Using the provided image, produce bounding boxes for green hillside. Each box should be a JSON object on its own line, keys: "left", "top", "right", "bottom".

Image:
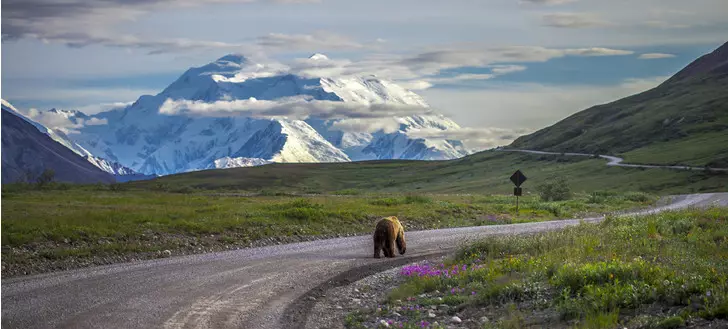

{"left": 510, "top": 41, "right": 728, "bottom": 167}
{"left": 130, "top": 151, "right": 728, "bottom": 195}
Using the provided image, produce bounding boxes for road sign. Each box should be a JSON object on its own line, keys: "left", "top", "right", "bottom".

{"left": 510, "top": 170, "right": 527, "bottom": 187}
{"left": 510, "top": 170, "right": 527, "bottom": 213}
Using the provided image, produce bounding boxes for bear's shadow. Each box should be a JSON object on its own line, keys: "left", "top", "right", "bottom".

{"left": 297, "top": 252, "right": 408, "bottom": 260}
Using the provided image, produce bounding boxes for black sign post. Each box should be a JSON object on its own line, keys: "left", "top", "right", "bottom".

{"left": 510, "top": 170, "right": 527, "bottom": 213}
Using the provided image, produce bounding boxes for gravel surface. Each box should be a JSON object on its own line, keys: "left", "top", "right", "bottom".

{"left": 303, "top": 259, "right": 445, "bottom": 329}
{"left": 2, "top": 216, "right": 443, "bottom": 278}
{"left": 1, "top": 231, "right": 375, "bottom": 278}
{"left": 1, "top": 193, "right": 725, "bottom": 329}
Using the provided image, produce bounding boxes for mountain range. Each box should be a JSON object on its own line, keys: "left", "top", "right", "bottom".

{"left": 17, "top": 53, "right": 470, "bottom": 177}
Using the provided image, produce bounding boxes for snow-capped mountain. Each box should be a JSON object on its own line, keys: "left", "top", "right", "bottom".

{"left": 1, "top": 101, "right": 116, "bottom": 184}
{"left": 1, "top": 100, "right": 140, "bottom": 177}
{"left": 52, "top": 54, "right": 471, "bottom": 175}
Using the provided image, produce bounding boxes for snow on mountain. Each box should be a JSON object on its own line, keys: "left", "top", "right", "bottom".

{"left": 51, "top": 54, "right": 471, "bottom": 175}
{"left": 1, "top": 99, "right": 140, "bottom": 176}
{"left": 206, "top": 157, "right": 271, "bottom": 169}
{"left": 233, "top": 119, "right": 350, "bottom": 163}
{"left": 1, "top": 103, "right": 116, "bottom": 184}
{"left": 86, "top": 156, "right": 138, "bottom": 176}
{"left": 308, "top": 53, "right": 330, "bottom": 61}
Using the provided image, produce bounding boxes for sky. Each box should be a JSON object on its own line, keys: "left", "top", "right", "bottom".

{"left": 1, "top": 0, "right": 727, "bottom": 149}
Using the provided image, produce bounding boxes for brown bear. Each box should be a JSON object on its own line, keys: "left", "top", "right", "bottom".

{"left": 373, "top": 216, "right": 406, "bottom": 258}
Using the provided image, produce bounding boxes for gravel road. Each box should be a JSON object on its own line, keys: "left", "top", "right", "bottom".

{"left": 2, "top": 193, "right": 726, "bottom": 329}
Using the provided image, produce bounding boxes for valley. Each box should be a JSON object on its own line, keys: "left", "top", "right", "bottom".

{"left": 1, "top": 6, "right": 727, "bottom": 327}
{"left": 1, "top": 186, "right": 654, "bottom": 277}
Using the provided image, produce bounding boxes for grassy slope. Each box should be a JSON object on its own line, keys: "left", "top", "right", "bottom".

{"left": 129, "top": 151, "right": 728, "bottom": 195}
{"left": 352, "top": 207, "right": 728, "bottom": 328}
{"left": 621, "top": 131, "right": 728, "bottom": 167}
{"left": 510, "top": 43, "right": 728, "bottom": 167}
{"left": 1, "top": 190, "right": 649, "bottom": 277}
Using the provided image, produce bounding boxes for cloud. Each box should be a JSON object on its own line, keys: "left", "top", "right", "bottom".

{"left": 84, "top": 117, "right": 109, "bottom": 126}
{"left": 393, "top": 65, "right": 526, "bottom": 90}
{"left": 638, "top": 53, "right": 677, "bottom": 60}
{"left": 10, "top": 31, "right": 253, "bottom": 55}
{"left": 24, "top": 108, "right": 84, "bottom": 132}
{"left": 288, "top": 56, "right": 355, "bottom": 78}
{"left": 289, "top": 51, "right": 534, "bottom": 85}
{"left": 541, "top": 13, "right": 611, "bottom": 28}
{"left": 263, "top": 46, "right": 628, "bottom": 90}
{"left": 75, "top": 102, "right": 134, "bottom": 115}
{"left": 278, "top": 46, "right": 631, "bottom": 90}
{"left": 21, "top": 107, "right": 111, "bottom": 133}
{"left": 257, "top": 32, "right": 364, "bottom": 52}
{"left": 1, "top": 0, "right": 311, "bottom": 53}
{"left": 542, "top": 13, "right": 696, "bottom": 31}
{"left": 427, "top": 74, "right": 496, "bottom": 84}
{"left": 519, "top": 0, "right": 577, "bottom": 5}
{"left": 330, "top": 118, "right": 401, "bottom": 134}
{"left": 159, "top": 96, "right": 434, "bottom": 120}
{"left": 406, "top": 127, "right": 534, "bottom": 150}
{"left": 400, "top": 46, "right": 633, "bottom": 74}
{"left": 489, "top": 65, "right": 528, "bottom": 75}
{"left": 391, "top": 47, "right": 630, "bottom": 88}
{"left": 397, "top": 80, "right": 434, "bottom": 91}
{"left": 562, "top": 48, "right": 634, "bottom": 56}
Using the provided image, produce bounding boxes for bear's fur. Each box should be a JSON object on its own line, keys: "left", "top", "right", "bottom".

{"left": 373, "top": 216, "right": 406, "bottom": 258}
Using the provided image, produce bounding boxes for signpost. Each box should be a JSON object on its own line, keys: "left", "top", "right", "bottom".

{"left": 510, "top": 170, "right": 527, "bottom": 212}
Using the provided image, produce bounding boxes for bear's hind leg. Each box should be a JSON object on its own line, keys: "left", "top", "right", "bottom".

{"left": 373, "top": 242, "right": 382, "bottom": 258}
{"left": 382, "top": 243, "right": 391, "bottom": 258}
{"left": 386, "top": 240, "right": 396, "bottom": 258}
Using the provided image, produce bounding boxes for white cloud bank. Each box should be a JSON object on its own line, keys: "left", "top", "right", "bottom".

{"left": 22, "top": 108, "right": 108, "bottom": 134}
{"left": 541, "top": 13, "right": 611, "bottom": 28}
{"left": 407, "top": 127, "right": 535, "bottom": 150}
{"left": 330, "top": 118, "right": 401, "bottom": 134}
{"left": 159, "top": 96, "right": 434, "bottom": 120}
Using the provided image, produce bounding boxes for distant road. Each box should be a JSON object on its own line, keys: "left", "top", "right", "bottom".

{"left": 3, "top": 193, "right": 728, "bottom": 329}
{"left": 499, "top": 148, "right": 728, "bottom": 172}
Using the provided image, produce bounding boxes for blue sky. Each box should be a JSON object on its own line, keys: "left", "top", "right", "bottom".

{"left": 2, "top": 0, "right": 727, "bottom": 141}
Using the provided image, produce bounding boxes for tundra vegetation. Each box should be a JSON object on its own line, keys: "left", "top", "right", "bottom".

{"left": 2, "top": 184, "right": 652, "bottom": 277}
{"left": 345, "top": 208, "right": 728, "bottom": 328}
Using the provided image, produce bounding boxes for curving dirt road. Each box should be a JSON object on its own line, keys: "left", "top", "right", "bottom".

{"left": 2, "top": 193, "right": 727, "bottom": 329}
{"left": 499, "top": 148, "right": 728, "bottom": 172}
